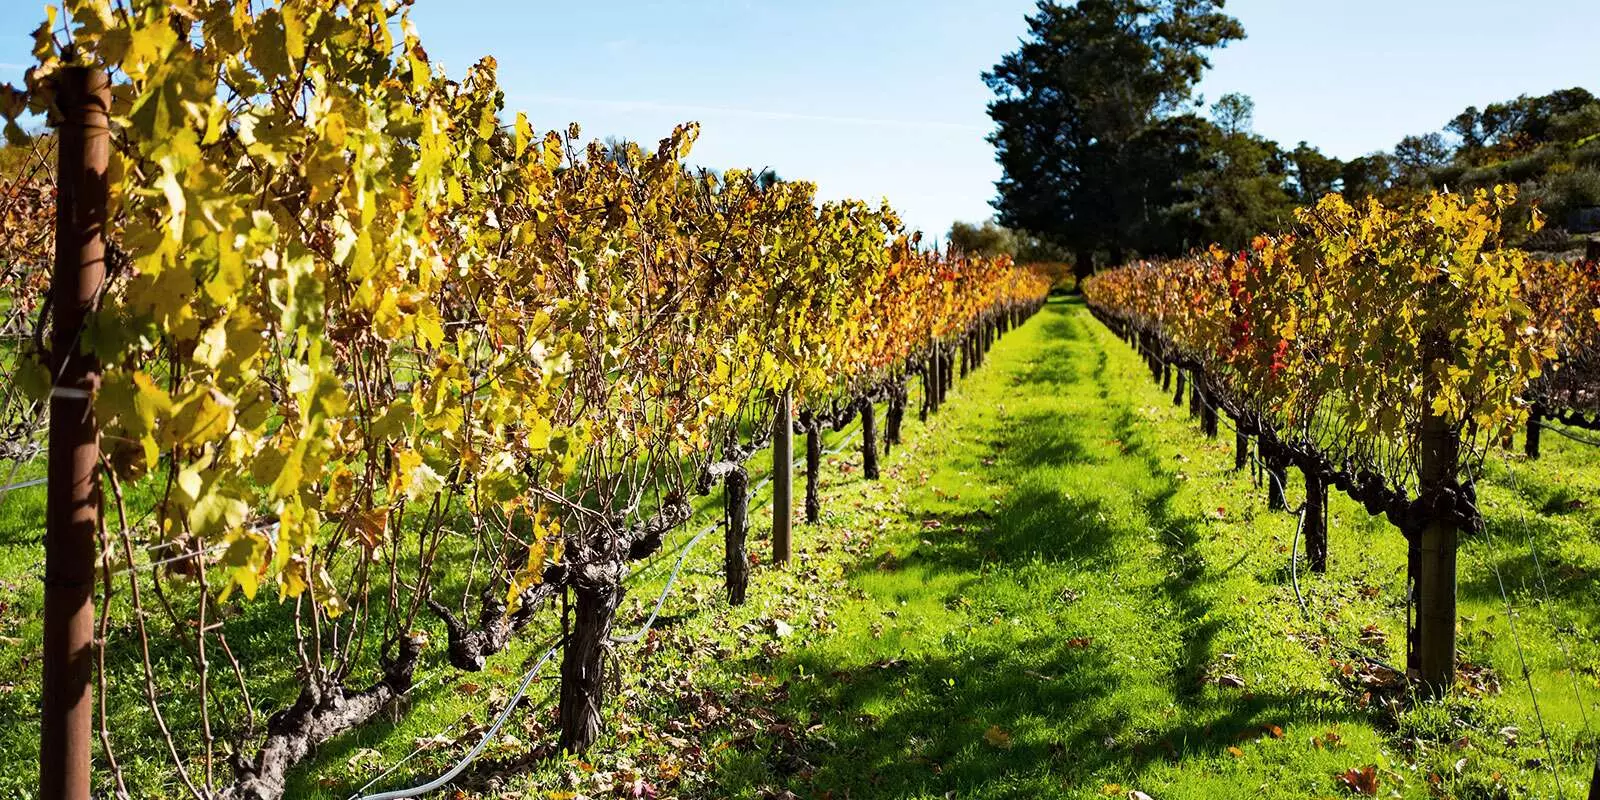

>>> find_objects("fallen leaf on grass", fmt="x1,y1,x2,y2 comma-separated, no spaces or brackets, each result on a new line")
1335,765,1379,796
983,725,1012,748
412,733,456,751
1357,624,1386,647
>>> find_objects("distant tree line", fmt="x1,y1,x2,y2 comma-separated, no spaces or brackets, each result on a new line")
977,0,1600,280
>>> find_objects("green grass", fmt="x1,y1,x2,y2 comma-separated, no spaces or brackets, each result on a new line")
2,295,1598,798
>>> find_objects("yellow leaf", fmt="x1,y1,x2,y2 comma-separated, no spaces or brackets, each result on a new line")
170,388,237,448
514,111,533,158
983,725,1012,748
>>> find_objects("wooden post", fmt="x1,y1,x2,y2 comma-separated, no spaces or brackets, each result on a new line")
919,362,931,422
1524,407,1542,459
802,412,821,524
42,65,109,800
724,466,751,605
1407,320,1460,695
1414,402,1459,694
1588,751,1599,800
941,345,953,398
1234,427,1248,471
772,391,792,566
1173,370,1186,406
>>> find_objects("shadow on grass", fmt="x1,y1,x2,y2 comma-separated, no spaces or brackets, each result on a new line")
729,447,1357,796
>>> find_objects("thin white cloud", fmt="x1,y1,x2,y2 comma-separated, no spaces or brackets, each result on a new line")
516,94,987,133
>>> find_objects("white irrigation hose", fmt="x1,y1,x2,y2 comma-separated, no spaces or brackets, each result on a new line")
610,517,722,645
0,475,45,494
350,641,562,800
1288,502,1309,620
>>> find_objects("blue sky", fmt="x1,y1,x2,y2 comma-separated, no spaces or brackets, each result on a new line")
3,1,1599,236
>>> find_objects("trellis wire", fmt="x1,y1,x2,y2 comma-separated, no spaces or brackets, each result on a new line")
1537,420,1600,449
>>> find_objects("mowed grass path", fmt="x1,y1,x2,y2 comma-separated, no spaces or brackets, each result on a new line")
699,296,1597,799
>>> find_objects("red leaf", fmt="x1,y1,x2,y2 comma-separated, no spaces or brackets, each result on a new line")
1336,765,1380,796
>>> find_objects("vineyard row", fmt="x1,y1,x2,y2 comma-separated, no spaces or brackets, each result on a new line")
1082,187,1600,693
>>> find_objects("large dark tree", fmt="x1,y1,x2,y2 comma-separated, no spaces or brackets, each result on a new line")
984,0,1243,282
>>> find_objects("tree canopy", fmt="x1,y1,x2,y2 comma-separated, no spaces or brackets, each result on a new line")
984,0,1251,279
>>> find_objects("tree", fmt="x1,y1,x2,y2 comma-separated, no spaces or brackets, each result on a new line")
1340,153,1392,202
950,219,1073,262
1446,107,1484,152
1288,141,1342,203
949,220,1020,258
1211,92,1255,136
984,0,1244,281
1392,133,1452,186
1162,113,1296,251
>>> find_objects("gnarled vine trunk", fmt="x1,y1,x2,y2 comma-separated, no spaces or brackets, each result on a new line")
885,379,906,455
861,399,879,480
1264,439,1289,511
224,635,424,800
559,579,622,754
1525,407,1542,459
1304,469,1328,573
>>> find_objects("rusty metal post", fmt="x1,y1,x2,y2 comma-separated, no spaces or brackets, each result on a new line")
43,65,109,800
